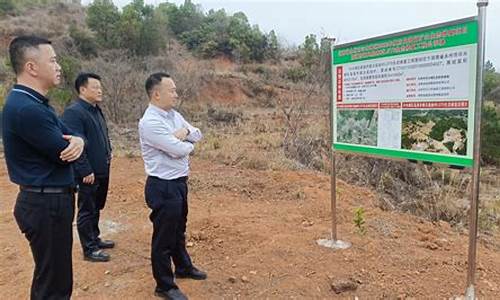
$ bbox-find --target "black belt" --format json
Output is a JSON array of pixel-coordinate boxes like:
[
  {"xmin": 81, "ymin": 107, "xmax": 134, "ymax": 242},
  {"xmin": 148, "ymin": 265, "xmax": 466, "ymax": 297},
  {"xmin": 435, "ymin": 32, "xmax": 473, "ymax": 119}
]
[
  {"xmin": 172, "ymin": 176, "xmax": 188, "ymax": 182},
  {"xmin": 149, "ymin": 176, "xmax": 188, "ymax": 183},
  {"xmin": 20, "ymin": 186, "xmax": 75, "ymax": 194}
]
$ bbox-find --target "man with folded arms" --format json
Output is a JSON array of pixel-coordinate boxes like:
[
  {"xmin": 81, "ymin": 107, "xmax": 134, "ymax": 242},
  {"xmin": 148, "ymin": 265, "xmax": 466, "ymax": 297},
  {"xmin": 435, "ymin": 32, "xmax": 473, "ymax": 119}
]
[
  {"xmin": 2, "ymin": 35, "xmax": 84, "ymax": 299},
  {"xmin": 139, "ymin": 72, "xmax": 206, "ymax": 300}
]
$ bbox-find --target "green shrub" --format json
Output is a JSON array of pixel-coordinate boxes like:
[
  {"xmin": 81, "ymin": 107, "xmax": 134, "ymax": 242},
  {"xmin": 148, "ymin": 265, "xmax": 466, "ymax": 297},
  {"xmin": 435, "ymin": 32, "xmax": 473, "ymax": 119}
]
[
  {"xmin": 69, "ymin": 24, "xmax": 98, "ymax": 58},
  {"xmin": 481, "ymin": 105, "xmax": 500, "ymax": 165},
  {"xmin": 47, "ymin": 88, "xmax": 73, "ymax": 111},
  {"xmin": 58, "ymin": 56, "xmax": 80, "ymax": 87},
  {"xmin": 0, "ymin": 0, "xmax": 16, "ymax": 15},
  {"xmin": 353, "ymin": 207, "xmax": 367, "ymax": 235},
  {"xmin": 0, "ymin": 84, "xmax": 8, "ymax": 108},
  {"xmin": 283, "ymin": 66, "xmax": 307, "ymax": 82}
]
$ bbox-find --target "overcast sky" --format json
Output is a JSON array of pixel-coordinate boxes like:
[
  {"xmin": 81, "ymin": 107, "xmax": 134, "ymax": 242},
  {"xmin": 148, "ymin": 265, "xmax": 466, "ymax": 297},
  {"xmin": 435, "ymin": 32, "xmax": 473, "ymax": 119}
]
[{"xmin": 81, "ymin": 0, "xmax": 499, "ymax": 67}]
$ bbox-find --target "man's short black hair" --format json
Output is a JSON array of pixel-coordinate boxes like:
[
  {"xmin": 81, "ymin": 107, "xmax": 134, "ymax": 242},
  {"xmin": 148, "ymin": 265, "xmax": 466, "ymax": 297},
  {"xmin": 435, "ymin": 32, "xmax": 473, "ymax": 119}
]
[
  {"xmin": 75, "ymin": 72, "xmax": 101, "ymax": 94},
  {"xmin": 8, "ymin": 35, "xmax": 52, "ymax": 75},
  {"xmin": 145, "ymin": 72, "xmax": 171, "ymax": 98}
]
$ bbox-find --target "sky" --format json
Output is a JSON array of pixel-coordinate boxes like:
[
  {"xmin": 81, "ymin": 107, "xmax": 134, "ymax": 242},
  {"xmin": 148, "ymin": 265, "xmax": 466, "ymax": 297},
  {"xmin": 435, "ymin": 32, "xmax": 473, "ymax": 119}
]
[{"xmin": 81, "ymin": 0, "xmax": 499, "ymax": 67}]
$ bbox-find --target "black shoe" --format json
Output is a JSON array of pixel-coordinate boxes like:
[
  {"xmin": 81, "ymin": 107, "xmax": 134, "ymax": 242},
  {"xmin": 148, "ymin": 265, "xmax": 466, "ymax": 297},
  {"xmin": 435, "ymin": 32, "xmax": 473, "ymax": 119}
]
[
  {"xmin": 175, "ymin": 266, "xmax": 207, "ymax": 280},
  {"xmin": 97, "ymin": 239, "xmax": 115, "ymax": 249},
  {"xmin": 84, "ymin": 249, "xmax": 110, "ymax": 262},
  {"xmin": 154, "ymin": 288, "xmax": 188, "ymax": 300}
]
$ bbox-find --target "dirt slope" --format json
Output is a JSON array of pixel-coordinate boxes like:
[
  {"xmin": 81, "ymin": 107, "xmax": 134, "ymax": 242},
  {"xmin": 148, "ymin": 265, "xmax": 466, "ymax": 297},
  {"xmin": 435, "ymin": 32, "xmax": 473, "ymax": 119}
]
[{"xmin": 1, "ymin": 157, "xmax": 499, "ymax": 299}]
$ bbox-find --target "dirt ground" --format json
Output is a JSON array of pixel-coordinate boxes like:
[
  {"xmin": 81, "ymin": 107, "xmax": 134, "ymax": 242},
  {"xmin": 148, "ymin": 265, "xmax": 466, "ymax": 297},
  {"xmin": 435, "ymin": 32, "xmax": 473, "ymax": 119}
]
[{"xmin": 1, "ymin": 157, "xmax": 500, "ymax": 299}]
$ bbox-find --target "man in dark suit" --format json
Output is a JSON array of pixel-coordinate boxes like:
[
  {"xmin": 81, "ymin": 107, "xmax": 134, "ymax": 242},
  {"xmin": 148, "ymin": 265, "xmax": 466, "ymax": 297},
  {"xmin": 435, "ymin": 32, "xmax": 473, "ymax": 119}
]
[
  {"xmin": 62, "ymin": 73, "xmax": 114, "ymax": 262},
  {"xmin": 2, "ymin": 35, "xmax": 84, "ymax": 299}
]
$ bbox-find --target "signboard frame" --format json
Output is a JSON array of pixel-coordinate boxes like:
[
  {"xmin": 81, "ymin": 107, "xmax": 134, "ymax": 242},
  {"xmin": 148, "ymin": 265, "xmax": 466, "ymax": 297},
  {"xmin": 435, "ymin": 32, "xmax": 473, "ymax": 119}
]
[{"xmin": 332, "ymin": 16, "xmax": 479, "ymax": 168}]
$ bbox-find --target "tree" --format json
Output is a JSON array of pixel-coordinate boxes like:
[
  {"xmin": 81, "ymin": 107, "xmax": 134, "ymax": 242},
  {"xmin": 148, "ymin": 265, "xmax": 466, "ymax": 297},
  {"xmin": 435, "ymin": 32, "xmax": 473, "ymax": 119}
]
[
  {"xmin": 118, "ymin": 1, "xmax": 142, "ymax": 54},
  {"xmin": 227, "ymin": 12, "xmax": 268, "ymax": 62},
  {"xmin": 247, "ymin": 25, "xmax": 268, "ymax": 62},
  {"xmin": 137, "ymin": 5, "xmax": 166, "ymax": 56},
  {"xmin": 81, "ymin": 0, "xmax": 278, "ymax": 62},
  {"xmin": 481, "ymin": 105, "xmax": 500, "ymax": 165},
  {"xmin": 179, "ymin": 8, "xmax": 273, "ymax": 62},
  {"xmin": 182, "ymin": 8, "xmax": 232, "ymax": 57},
  {"xmin": 167, "ymin": 0, "xmax": 204, "ymax": 36},
  {"xmin": 485, "ymin": 60, "xmax": 495, "ymax": 73},
  {"xmin": 228, "ymin": 12, "xmax": 253, "ymax": 61},
  {"xmin": 299, "ymin": 34, "xmax": 320, "ymax": 68},
  {"xmin": 119, "ymin": 0, "xmax": 166, "ymax": 56},
  {"xmin": 87, "ymin": 0, "xmax": 166, "ymax": 56},
  {"xmin": 483, "ymin": 60, "xmax": 500, "ymax": 99},
  {"xmin": 86, "ymin": 0, "xmax": 120, "ymax": 49},
  {"xmin": 69, "ymin": 24, "xmax": 98, "ymax": 57},
  {"xmin": 266, "ymin": 30, "xmax": 280, "ymax": 61}
]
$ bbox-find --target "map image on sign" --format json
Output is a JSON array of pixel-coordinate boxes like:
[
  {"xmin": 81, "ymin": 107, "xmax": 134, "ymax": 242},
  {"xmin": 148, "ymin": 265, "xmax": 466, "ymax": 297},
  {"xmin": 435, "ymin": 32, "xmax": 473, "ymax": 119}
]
[{"xmin": 401, "ymin": 110, "xmax": 467, "ymax": 155}]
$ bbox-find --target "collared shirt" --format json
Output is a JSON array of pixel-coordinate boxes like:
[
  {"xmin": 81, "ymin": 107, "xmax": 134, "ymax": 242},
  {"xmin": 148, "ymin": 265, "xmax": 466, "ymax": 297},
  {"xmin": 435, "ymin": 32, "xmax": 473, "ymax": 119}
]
[
  {"xmin": 138, "ymin": 104, "xmax": 202, "ymax": 180},
  {"xmin": 61, "ymin": 98, "xmax": 112, "ymax": 178},
  {"xmin": 2, "ymin": 84, "xmax": 75, "ymax": 187}
]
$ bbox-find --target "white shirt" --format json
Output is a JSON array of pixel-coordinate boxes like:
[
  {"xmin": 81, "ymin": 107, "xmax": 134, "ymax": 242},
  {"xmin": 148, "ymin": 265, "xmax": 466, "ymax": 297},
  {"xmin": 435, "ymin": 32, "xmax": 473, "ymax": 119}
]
[{"xmin": 138, "ymin": 104, "xmax": 202, "ymax": 180}]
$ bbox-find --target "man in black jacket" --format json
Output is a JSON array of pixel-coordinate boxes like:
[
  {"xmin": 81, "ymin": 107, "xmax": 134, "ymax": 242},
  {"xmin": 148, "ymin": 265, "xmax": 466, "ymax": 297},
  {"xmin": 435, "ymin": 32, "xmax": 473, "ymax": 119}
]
[
  {"xmin": 3, "ymin": 35, "xmax": 84, "ymax": 299},
  {"xmin": 62, "ymin": 73, "xmax": 114, "ymax": 262}
]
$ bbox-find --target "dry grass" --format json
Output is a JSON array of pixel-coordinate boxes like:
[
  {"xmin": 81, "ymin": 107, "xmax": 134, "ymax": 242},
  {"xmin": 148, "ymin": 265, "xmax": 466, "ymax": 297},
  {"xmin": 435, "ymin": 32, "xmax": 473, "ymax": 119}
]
[
  {"xmin": 0, "ymin": 3, "xmax": 85, "ymax": 40},
  {"xmin": 194, "ymin": 106, "xmax": 299, "ymax": 171}
]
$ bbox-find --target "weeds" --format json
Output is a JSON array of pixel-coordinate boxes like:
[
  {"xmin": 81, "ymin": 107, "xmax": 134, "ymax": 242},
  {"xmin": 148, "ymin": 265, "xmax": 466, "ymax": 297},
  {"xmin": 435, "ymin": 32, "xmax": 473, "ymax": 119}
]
[{"xmin": 354, "ymin": 207, "xmax": 367, "ymax": 235}]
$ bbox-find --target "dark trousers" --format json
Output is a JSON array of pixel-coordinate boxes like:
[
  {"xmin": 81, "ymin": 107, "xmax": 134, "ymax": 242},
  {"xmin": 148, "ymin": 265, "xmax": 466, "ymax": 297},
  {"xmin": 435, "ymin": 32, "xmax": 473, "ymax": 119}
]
[
  {"xmin": 145, "ymin": 176, "xmax": 193, "ymax": 291},
  {"xmin": 13, "ymin": 190, "xmax": 75, "ymax": 300},
  {"xmin": 76, "ymin": 176, "xmax": 109, "ymax": 254}
]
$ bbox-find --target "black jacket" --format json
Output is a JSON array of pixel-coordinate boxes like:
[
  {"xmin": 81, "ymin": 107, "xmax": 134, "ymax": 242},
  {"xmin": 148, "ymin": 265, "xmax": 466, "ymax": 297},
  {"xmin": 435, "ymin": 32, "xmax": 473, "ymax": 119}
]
[
  {"xmin": 61, "ymin": 98, "xmax": 112, "ymax": 178},
  {"xmin": 2, "ymin": 84, "xmax": 75, "ymax": 187}
]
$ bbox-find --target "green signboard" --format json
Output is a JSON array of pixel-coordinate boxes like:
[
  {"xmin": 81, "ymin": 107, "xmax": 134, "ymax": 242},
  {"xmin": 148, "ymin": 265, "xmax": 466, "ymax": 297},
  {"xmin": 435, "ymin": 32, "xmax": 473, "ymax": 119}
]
[{"xmin": 332, "ymin": 17, "xmax": 478, "ymax": 167}]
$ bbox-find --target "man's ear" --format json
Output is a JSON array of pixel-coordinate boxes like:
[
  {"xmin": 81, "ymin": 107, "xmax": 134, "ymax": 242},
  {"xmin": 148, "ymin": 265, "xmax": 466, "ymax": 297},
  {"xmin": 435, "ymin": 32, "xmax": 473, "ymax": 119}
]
[
  {"xmin": 153, "ymin": 89, "xmax": 160, "ymax": 100},
  {"xmin": 25, "ymin": 60, "xmax": 38, "ymax": 77}
]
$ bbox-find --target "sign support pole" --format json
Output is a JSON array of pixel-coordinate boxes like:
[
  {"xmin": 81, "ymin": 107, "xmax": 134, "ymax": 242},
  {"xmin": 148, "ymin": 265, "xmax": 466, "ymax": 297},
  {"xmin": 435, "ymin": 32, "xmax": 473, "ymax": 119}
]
[
  {"xmin": 317, "ymin": 37, "xmax": 351, "ymax": 250},
  {"xmin": 465, "ymin": 0, "xmax": 488, "ymax": 298}
]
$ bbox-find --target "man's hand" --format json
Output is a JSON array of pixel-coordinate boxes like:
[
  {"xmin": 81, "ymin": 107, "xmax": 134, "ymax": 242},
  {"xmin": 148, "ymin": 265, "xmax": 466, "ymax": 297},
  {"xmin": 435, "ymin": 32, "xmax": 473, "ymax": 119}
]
[
  {"xmin": 173, "ymin": 128, "xmax": 189, "ymax": 141},
  {"xmin": 60, "ymin": 135, "xmax": 84, "ymax": 162},
  {"xmin": 82, "ymin": 173, "xmax": 95, "ymax": 185}
]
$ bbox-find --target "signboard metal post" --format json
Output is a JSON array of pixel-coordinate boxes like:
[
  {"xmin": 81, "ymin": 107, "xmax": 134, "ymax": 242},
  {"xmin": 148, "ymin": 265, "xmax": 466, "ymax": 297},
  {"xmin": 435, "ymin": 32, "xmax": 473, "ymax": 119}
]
[
  {"xmin": 317, "ymin": 37, "xmax": 351, "ymax": 250},
  {"xmin": 465, "ymin": 0, "xmax": 488, "ymax": 298},
  {"xmin": 329, "ymin": 37, "xmax": 338, "ymax": 242}
]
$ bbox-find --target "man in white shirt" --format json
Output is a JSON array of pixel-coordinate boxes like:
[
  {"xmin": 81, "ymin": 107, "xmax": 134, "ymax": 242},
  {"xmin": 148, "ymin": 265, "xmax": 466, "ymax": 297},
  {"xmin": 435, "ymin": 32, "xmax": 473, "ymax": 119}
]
[{"xmin": 138, "ymin": 72, "xmax": 206, "ymax": 300}]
